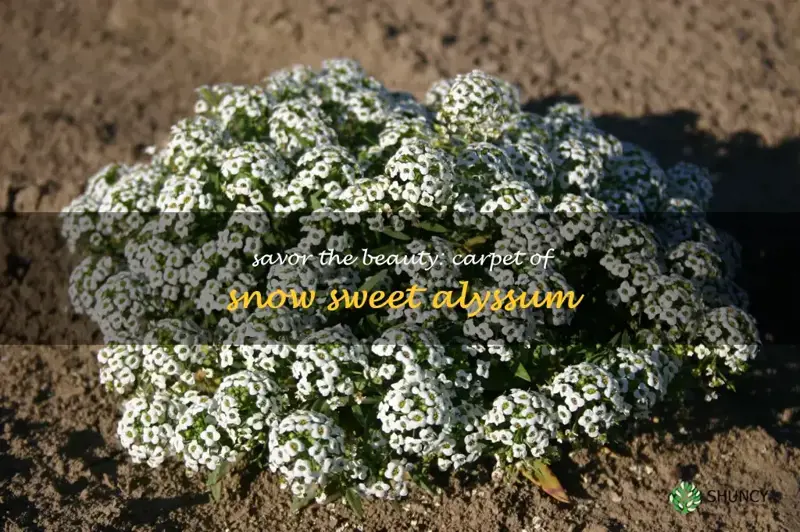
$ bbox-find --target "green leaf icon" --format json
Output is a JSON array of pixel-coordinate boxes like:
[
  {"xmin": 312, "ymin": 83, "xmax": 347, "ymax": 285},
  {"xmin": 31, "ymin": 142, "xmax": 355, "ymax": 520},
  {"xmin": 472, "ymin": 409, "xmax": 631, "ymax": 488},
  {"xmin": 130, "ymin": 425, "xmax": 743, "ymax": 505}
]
[{"xmin": 669, "ymin": 481, "xmax": 702, "ymax": 514}]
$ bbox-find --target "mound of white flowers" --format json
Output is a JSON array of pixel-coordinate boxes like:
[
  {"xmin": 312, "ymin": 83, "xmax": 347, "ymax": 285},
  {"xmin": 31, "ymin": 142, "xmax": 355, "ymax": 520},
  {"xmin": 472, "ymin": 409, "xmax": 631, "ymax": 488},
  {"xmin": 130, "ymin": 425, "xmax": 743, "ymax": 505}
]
[{"xmin": 61, "ymin": 59, "xmax": 760, "ymax": 507}]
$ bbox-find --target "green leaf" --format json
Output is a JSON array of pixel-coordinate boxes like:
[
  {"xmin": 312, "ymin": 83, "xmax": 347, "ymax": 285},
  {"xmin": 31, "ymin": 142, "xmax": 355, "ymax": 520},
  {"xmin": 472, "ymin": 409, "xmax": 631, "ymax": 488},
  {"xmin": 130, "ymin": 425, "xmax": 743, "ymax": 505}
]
[
  {"xmin": 462, "ymin": 235, "xmax": 489, "ymax": 251},
  {"xmin": 206, "ymin": 461, "xmax": 230, "ymax": 502},
  {"xmin": 311, "ymin": 397, "xmax": 331, "ymax": 414},
  {"xmin": 515, "ymin": 363, "xmax": 532, "ymax": 382},
  {"xmin": 345, "ymin": 488, "xmax": 364, "ymax": 519},
  {"xmin": 206, "ymin": 461, "xmax": 229, "ymax": 487},
  {"xmin": 609, "ymin": 331, "xmax": 622, "ymax": 347},
  {"xmin": 366, "ymin": 313, "xmax": 381, "ymax": 328},
  {"xmin": 210, "ymin": 481, "xmax": 222, "ymax": 501},
  {"xmin": 198, "ymin": 87, "xmax": 216, "ymax": 104},
  {"xmin": 416, "ymin": 221, "xmax": 449, "ymax": 234},
  {"xmin": 324, "ymin": 491, "xmax": 344, "ymax": 505},
  {"xmin": 620, "ymin": 330, "xmax": 631, "ymax": 347},
  {"xmin": 291, "ymin": 492, "xmax": 317, "ymax": 513},
  {"xmin": 520, "ymin": 461, "xmax": 569, "ymax": 504},
  {"xmin": 352, "ymin": 404, "xmax": 367, "ymax": 428},
  {"xmin": 414, "ymin": 474, "xmax": 438, "ymax": 496},
  {"xmin": 371, "ymin": 244, "xmax": 403, "ymax": 256},
  {"xmin": 358, "ymin": 396, "xmax": 380, "ymax": 405},
  {"xmin": 380, "ymin": 229, "xmax": 412, "ymax": 241},
  {"xmin": 587, "ymin": 350, "xmax": 608, "ymax": 364},
  {"xmin": 358, "ymin": 269, "xmax": 388, "ymax": 292}
]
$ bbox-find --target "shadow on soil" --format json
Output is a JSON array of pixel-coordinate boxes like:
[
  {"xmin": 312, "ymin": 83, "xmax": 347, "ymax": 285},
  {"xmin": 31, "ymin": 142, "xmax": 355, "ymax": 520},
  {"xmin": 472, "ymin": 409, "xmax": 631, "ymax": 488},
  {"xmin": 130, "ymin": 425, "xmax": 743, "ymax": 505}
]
[
  {"xmin": 105, "ymin": 493, "xmax": 210, "ymax": 530},
  {"xmin": 0, "ymin": 407, "xmax": 42, "ymax": 531}
]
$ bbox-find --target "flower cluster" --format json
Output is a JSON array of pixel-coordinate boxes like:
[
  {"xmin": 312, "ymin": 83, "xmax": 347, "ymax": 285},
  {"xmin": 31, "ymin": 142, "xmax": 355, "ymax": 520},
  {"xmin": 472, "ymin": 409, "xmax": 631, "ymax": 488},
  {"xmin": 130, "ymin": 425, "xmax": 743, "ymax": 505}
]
[
  {"xmin": 62, "ymin": 59, "xmax": 760, "ymax": 505},
  {"xmin": 611, "ymin": 347, "xmax": 681, "ymax": 418},
  {"xmin": 483, "ymin": 390, "xmax": 558, "ymax": 464},
  {"xmin": 547, "ymin": 363, "xmax": 629, "ymax": 442},
  {"xmin": 268, "ymin": 410, "xmax": 348, "ymax": 498}
]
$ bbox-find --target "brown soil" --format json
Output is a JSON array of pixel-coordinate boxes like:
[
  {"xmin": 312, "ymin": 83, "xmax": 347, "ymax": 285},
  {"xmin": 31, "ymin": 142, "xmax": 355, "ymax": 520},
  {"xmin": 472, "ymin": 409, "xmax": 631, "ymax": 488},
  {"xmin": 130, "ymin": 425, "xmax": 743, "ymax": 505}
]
[{"xmin": 2, "ymin": 1, "xmax": 800, "ymax": 531}]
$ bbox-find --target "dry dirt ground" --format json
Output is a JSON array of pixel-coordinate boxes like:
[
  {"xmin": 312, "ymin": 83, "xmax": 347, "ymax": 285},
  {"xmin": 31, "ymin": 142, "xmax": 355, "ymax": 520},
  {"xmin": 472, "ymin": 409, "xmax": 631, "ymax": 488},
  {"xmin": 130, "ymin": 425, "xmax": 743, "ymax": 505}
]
[{"xmin": 2, "ymin": 0, "xmax": 800, "ymax": 531}]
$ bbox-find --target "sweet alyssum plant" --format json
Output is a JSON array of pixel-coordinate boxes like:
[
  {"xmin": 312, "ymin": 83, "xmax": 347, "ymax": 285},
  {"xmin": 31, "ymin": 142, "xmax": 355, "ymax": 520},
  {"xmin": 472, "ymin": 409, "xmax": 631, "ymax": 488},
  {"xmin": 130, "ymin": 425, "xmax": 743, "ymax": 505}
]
[{"xmin": 61, "ymin": 59, "xmax": 759, "ymax": 510}]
